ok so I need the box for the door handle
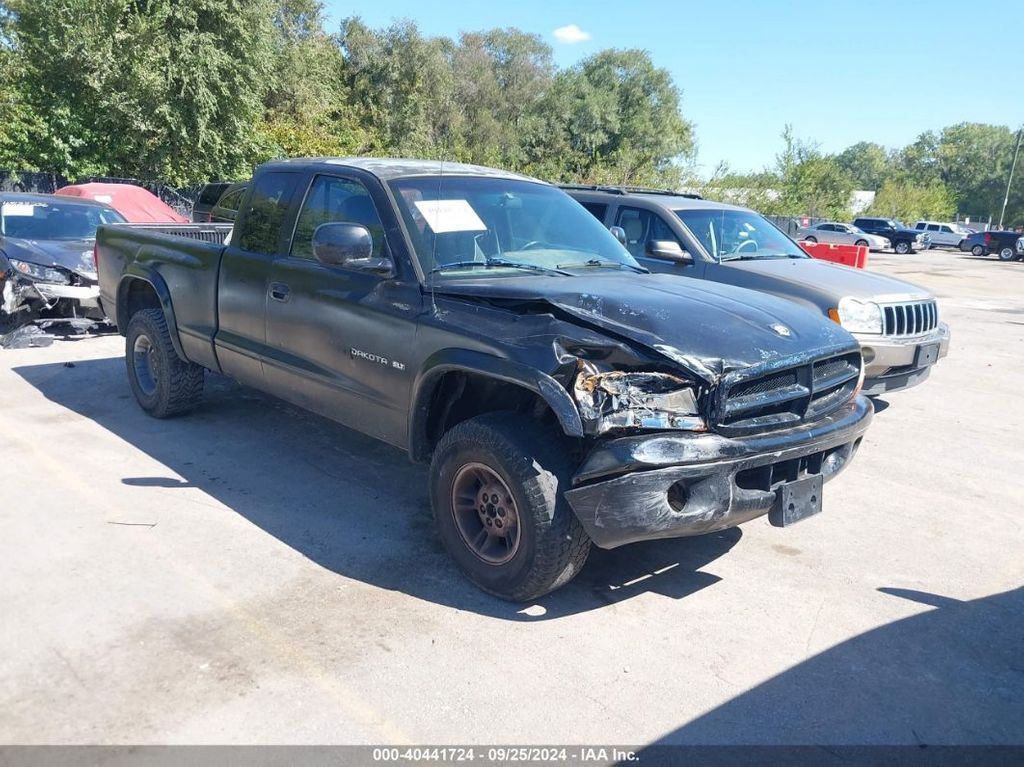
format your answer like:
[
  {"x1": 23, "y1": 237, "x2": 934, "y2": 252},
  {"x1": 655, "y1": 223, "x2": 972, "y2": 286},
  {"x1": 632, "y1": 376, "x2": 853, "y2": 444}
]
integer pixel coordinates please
[{"x1": 269, "y1": 282, "x2": 290, "y2": 302}]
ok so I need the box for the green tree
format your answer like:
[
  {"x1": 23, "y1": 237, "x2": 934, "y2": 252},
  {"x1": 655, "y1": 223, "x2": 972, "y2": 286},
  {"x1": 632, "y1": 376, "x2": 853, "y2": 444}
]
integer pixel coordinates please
[
  {"x1": 540, "y1": 49, "x2": 695, "y2": 186},
  {"x1": 866, "y1": 179, "x2": 956, "y2": 223},
  {"x1": 450, "y1": 28, "x2": 555, "y2": 169},
  {"x1": 833, "y1": 141, "x2": 891, "y2": 190},
  {"x1": 3, "y1": 0, "x2": 278, "y2": 184},
  {"x1": 339, "y1": 17, "x2": 455, "y2": 157},
  {"x1": 256, "y1": 0, "x2": 369, "y2": 161}
]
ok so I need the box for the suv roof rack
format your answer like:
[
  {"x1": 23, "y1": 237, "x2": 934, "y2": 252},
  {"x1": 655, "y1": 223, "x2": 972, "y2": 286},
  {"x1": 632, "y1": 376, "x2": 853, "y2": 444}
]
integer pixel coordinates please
[{"x1": 558, "y1": 183, "x2": 702, "y2": 200}]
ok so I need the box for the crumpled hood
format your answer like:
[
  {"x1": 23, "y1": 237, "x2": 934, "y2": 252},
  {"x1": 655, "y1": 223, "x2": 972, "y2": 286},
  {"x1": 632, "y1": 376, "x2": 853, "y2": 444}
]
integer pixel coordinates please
[
  {"x1": 718, "y1": 258, "x2": 932, "y2": 303},
  {"x1": 0, "y1": 236, "x2": 96, "y2": 278},
  {"x1": 435, "y1": 272, "x2": 858, "y2": 382}
]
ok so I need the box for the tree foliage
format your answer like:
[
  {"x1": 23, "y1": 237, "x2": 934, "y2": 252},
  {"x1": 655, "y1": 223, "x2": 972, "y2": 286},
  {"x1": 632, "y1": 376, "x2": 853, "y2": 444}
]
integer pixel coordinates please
[
  {"x1": 866, "y1": 179, "x2": 956, "y2": 223},
  {"x1": 0, "y1": 4, "x2": 696, "y2": 188}
]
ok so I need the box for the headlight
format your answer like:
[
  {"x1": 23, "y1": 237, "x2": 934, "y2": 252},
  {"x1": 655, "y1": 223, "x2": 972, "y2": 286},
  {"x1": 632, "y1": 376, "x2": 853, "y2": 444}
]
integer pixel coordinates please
[
  {"x1": 833, "y1": 296, "x2": 883, "y2": 334},
  {"x1": 8, "y1": 258, "x2": 70, "y2": 284},
  {"x1": 573, "y1": 367, "x2": 706, "y2": 433}
]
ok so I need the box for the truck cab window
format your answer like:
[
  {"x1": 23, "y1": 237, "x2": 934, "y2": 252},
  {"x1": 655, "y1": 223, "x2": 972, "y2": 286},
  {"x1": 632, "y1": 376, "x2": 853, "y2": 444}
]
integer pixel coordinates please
[
  {"x1": 291, "y1": 175, "x2": 386, "y2": 261},
  {"x1": 237, "y1": 172, "x2": 300, "y2": 255}
]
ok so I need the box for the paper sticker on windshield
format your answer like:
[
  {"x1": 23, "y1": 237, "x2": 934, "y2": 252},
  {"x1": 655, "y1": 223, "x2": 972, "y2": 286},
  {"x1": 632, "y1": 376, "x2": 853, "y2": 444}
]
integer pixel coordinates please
[
  {"x1": 1, "y1": 203, "x2": 42, "y2": 217},
  {"x1": 414, "y1": 199, "x2": 486, "y2": 233}
]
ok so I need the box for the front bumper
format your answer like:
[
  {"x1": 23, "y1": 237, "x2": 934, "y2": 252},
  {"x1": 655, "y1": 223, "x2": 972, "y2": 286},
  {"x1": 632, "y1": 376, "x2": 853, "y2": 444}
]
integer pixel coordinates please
[
  {"x1": 563, "y1": 396, "x2": 873, "y2": 549},
  {"x1": 857, "y1": 322, "x2": 950, "y2": 395},
  {"x1": 32, "y1": 282, "x2": 101, "y2": 308}
]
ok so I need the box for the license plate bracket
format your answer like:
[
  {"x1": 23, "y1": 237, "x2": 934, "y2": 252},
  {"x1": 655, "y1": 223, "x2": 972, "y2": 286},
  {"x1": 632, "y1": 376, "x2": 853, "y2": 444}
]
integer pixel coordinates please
[
  {"x1": 915, "y1": 342, "x2": 940, "y2": 367},
  {"x1": 769, "y1": 475, "x2": 824, "y2": 527}
]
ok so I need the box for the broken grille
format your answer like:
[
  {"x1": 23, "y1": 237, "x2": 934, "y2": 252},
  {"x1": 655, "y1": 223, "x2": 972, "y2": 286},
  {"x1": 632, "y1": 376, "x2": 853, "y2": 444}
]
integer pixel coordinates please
[
  {"x1": 882, "y1": 300, "x2": 938, "y2": 337},
  {"x1": 716, "y1": 352, "x2": 862, "y2": 434}
]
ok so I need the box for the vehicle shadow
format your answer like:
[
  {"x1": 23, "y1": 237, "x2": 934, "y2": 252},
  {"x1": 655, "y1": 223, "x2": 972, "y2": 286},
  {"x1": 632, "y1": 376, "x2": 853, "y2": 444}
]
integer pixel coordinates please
[
  {"x1": 13, "y1": 356, "x2": 740, "y2": 621},
  {"x1": 867, "y1": 396, "x2": 890, "y2": 414},
  {"x1": 635, "y1": 585, "x2": 1024, "y2": 749}
]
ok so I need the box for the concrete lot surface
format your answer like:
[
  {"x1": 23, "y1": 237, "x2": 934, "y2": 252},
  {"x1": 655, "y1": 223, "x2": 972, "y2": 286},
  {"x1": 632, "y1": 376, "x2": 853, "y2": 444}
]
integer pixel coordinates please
[{"x1": 1, "y1": 249, "x2": 1022, "y2": 746}]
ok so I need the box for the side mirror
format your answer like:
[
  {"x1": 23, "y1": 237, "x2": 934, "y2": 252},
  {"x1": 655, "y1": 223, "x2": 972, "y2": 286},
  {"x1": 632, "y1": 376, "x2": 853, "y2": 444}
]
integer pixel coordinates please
[
  {"x1": 646, "y1": 239, "x2": 693, "y2": 264},
  {"x1": 312, "y1": 223, "x2": 392, "y2": 275},
  {"x1": 609, "y1": 225, "x2": 627, "y2": 246}
]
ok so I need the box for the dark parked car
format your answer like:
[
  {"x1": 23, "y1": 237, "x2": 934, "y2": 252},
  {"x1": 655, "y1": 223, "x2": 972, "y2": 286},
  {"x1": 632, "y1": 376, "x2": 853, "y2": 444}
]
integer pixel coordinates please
[
  {"x1": 98, "y1": 158, "x2": 873, "y2": 601},
  {"x1": 851, "y1": 217, "x2": 930, "y2": 254},
  {"x1": 191, "y1": 181, "x2": 235, "y2": 222},
  {"x1": 1, "y1": 192, "x2": 125, "y2": 330},
  {"x1": 208, "y1": 182, "x2": 247, "y2": 224},
  {"x1": 565, "y1": 187, "x2": 950, "y2": 396},
  {"x1": 959, "y1": 229, "x2": 1023, "y2": 261}
]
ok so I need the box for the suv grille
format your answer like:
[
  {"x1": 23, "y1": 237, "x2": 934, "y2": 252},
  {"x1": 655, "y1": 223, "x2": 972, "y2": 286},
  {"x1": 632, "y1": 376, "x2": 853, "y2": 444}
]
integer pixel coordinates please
[
  {"x1": 715, "y1": 352, "x2": 862, "y2": 434},
  {"x1": 882, "y1": 300, "x2": 938, "y2": 337}
]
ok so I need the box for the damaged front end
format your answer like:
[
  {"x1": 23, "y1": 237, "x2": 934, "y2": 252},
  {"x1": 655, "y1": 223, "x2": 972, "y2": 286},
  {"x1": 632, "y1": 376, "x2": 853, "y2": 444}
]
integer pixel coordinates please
[
  {"x1": 572, "y1": 364, "x2": 707, "y2": 434},
  {"x1": 0, "y1": 255, "x2": 104, "y2": 337}
]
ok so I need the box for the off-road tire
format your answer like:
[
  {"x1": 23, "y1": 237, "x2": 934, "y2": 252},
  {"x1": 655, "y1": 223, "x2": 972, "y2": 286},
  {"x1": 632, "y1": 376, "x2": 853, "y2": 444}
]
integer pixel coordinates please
[
  {"x1": 971, "y1": 244, "x2": 985, "y2": 257},
  {"x1": 430, "y1": 412, "x2": 591, "y2": 601},
  {"x1": 125, "y1": 308, "x2": 204, "y2": 418},
  {"x1": 894, "y1": 240, "x2": 911, "y2": 255},
  {"x1": 998, "y1": 246, "x2": 1016, "y2": 262}
]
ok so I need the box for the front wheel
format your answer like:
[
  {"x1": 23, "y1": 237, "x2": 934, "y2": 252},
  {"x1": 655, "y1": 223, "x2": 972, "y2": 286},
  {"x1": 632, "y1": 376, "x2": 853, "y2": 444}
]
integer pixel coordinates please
[
  {"x1": 894, "y1": 240, "x2": 911, "y2": 255},
  {"x1": 998, "y1": 246, "x2": 1016, "y2": 261},
  {"x1": 855, "y1": 239, "x2": 868, "y2": 247},
  {"x1": 125, "y1": 308, "x2": 205, "y2": 417},
  {"x1": 803, "y1": 236, "x2": 817, "y2": 244},
  {"x1": 971, "y1": 244, "x2": 985, "y2": 257},
  {"x1": 429, "y1": 412, "x2": 591, "y2": 601}
]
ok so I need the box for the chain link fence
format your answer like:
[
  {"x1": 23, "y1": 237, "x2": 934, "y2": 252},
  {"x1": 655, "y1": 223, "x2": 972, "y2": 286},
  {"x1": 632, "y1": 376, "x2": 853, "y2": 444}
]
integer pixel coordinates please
[{"x1": 0, "y1": 169, "x2": 200, "y2": 218}]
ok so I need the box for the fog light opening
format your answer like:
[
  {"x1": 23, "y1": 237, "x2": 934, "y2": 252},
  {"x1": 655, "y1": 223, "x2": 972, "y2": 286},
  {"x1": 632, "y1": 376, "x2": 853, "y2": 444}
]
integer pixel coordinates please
[
  {"x1": 862, "y1": 347, "x2": 876, "y2": 364},
  {"x1": 667, "y1": 481, "x2": 689, "y2": 512}
]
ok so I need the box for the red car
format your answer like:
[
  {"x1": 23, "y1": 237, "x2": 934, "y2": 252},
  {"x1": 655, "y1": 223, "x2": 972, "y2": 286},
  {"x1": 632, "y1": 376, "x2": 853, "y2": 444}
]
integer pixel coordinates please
[{"x1": 56, "y1": 183, "x2": 188, "y2": 224}]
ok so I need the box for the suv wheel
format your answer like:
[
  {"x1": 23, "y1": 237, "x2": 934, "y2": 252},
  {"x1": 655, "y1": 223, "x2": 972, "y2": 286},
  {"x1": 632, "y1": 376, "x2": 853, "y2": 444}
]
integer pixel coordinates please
[
  {"x1": 998, "y1": 246, "x2": 1016, "y2": 261},
  {"x1": 429, "y1": 412, "x2": 591, "y2": 601},
  {"x1": 125, "y1": 308, "x2": 205, "y2": 417},
  {"x1": 971, "y1": 244, "x2": 985, "y2": 257},
  {"x1": 894, "y1": 240, "x2": 911, "y2": 255}
]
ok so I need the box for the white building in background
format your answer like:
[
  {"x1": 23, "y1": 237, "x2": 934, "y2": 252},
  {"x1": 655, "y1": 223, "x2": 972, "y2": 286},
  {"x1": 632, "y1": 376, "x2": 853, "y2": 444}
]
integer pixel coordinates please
[{"x1": 850, "y1": 190, "x2": 875, "y2": 214}]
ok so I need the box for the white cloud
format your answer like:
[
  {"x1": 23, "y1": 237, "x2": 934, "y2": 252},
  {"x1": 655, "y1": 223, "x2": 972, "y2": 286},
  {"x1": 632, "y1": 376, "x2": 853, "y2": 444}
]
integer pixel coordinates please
[{"x1": 553, "y1": 24, "x2": 591, "y2": 44}]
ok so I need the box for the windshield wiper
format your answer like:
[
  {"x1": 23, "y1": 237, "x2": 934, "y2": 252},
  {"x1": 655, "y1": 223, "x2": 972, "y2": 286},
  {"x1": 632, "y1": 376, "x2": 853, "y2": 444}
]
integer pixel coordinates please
[
  {"x1": 429, "y1": 259, "x2": 572, "y2": 276},
  {"x1": 555, "y1": 258, "x2": 647, "y2": 273},
  {"x1": 720, "y1": 253, "x2": 803, "y2": 262}
]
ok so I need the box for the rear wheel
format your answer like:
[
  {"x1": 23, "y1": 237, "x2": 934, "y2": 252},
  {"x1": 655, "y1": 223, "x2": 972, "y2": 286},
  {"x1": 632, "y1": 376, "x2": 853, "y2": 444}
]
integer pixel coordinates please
[
  {"x1": 855, "y1": 239, "x2": 868, "y2": 247},
  {"x1": 894, "y1": 240, "x2": 911, "y2": 255},
  {"x1": 429, "y1": 412, "x2": 591, "y2": 601},
  {"x1": 998, "y1": 246, "x2": 1016, "y2": 261},
  {"x1": 125, "y1": 308, "x2": 205, "y2": 417},
  {"x1": 803, "y1": 236, "x2": 817, "y2": 244},
  {"x1": 971, "y1": 244, "x2": 985, "y2": 257}
]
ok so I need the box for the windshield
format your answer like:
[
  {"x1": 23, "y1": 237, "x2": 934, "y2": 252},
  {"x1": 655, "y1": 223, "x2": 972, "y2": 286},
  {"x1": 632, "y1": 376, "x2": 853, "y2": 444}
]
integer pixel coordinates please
[
  {"x1": 0, "y1": 200, "x2": 125, "y2": 240},
  {"x1": 675, "y1": 208, "x2": 807, "y2": 261},
  {"x1": 387, "y1": 176, "x2": 639, "y2": 280}
]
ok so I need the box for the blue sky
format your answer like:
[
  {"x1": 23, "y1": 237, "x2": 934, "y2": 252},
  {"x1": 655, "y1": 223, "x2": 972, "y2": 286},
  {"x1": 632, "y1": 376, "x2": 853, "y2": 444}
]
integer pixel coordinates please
[{"x1": 324, "y1": 0, "x2": 1024, "y2": 174}]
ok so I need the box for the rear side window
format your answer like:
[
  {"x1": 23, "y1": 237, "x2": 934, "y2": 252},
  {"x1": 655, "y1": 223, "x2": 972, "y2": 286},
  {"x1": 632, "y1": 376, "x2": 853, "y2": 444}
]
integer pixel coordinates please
[
  {"x1": 915, "y1": 222, "x2": 926, "y2": 229},
  {"x1": 237, "y1": 173, "x2": 300, "y2": 255},
  {"x1": 217, "y1": 187, "x2": 245, "y2": 212},
  {"x1": 579, "y1": 202, "x2": 608, "y2": 222},
  {"x1": 198, "y1": 183, "x2": 229, "y2": 206}
]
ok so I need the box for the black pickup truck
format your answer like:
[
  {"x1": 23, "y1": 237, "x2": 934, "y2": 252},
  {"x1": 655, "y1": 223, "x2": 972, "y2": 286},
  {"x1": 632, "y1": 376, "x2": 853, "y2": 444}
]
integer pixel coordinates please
[{"x1": 97, "y1": 158, "x2": 873, "y2": 601}]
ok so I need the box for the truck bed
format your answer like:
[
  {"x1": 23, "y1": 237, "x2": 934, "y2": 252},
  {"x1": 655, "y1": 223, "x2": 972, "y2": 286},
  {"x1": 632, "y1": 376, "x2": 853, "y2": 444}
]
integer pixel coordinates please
[{"x1": 96, "y1": 223, "x2": 234, "y2": 370}]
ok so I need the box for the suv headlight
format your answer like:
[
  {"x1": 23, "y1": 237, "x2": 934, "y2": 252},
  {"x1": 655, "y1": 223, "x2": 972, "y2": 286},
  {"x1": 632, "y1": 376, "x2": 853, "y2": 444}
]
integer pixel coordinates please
[
  {"x1": 8, "y1": 258, "x2": 70, "y2": 284},
  {"x1": 573, "y1": 367, "x2": 706, "y2": 433},
  {"x1": 832, "y1": 296, "x2": 883, "y2": 334}
]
